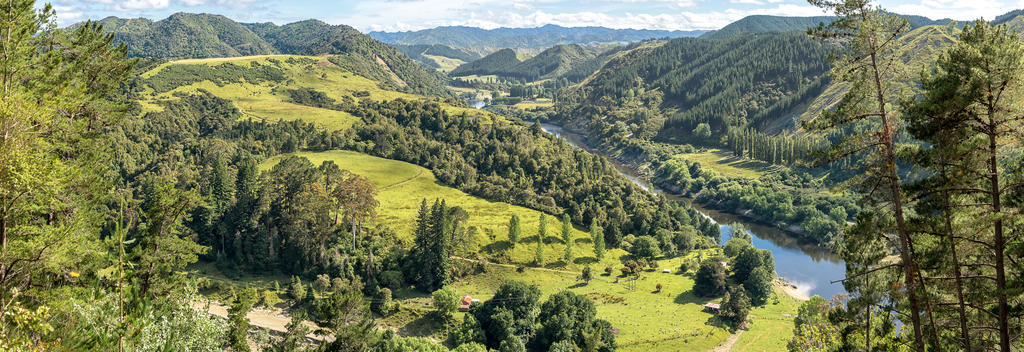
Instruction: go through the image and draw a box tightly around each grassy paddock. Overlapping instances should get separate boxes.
[672,149,774,179]
[136,55,492,131]
[260,150,621,270]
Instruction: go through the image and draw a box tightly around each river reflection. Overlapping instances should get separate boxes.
[540,123,847,299]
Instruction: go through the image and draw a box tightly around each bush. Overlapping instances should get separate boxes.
[314,274,331,293]
[694,259,727,297]
[372,288,397,316]
[432,287,459,321]
[631,235,662,260]
[379,270,404,290]
[259,290,283,308]
[289,276,306,301]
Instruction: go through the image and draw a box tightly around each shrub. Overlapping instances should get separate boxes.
[432,287,459,321]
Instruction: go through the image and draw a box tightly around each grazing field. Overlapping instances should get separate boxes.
[260,150,624,270]
[383,250,800,352]
[513,98,554,110]
[136,55,490,131]
[672,149,773,179]
[422,54,467,72]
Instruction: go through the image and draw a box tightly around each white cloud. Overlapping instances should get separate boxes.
[880,0,1021,21]
[113,0,171,11]
[52,5,84,22]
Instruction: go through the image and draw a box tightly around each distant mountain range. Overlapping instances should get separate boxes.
[369,24,705,50]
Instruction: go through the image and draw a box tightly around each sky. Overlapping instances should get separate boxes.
[49,0,1024,32]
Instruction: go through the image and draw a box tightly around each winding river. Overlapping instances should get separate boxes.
[540,123,847,299]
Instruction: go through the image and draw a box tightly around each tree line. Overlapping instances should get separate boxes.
[790,2,1024,352]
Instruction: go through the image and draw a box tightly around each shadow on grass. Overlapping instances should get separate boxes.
[575,238,592,244]
[482,240,513,253]
[675,290,714,305]
[397,311,448,337]
[574,257,598,265]
[544,260,567,268]
[569,282,588,289]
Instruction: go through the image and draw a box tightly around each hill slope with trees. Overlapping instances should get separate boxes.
[370,24,705,49]
[83,13,452,97]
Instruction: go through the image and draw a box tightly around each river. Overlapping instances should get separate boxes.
[540,123,847,299]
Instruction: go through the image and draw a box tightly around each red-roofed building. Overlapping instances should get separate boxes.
[458,296,473,311]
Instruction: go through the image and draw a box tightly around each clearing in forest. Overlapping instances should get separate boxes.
[672,149,773,179]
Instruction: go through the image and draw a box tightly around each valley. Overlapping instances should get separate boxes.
[7,2,1024,352]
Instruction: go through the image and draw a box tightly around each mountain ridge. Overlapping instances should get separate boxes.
[81,13,451,97]
[369,24,705,50]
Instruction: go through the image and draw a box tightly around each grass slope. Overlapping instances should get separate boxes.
[259,150,616,270]
[671,149,772,179]
[136,55,484,131]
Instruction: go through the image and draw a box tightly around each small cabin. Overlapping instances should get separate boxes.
[662,269,671,273]
[458,296,473,311]
[703,303,721,314]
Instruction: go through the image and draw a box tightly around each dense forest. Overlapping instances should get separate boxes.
[449,45,599,81]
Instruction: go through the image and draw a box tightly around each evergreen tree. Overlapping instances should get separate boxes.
[903,19,1024,352]
[228,289,256,352]
[720,285,751,328]
[591,222,604,260]
[806,1,926,350]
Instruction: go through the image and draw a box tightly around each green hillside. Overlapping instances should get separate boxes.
[92,13,277,58]
[450,44,599,81]
[394,44,480,68]
[369,24,705,50]
[561,31,830,140]
[702,15,835,39]
[448,48,521,77]
[87,13,451,97]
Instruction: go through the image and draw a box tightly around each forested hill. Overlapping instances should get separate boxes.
[559,31,831,141]
[701,13,952,39]
[701,15,836,39]
[394,44,481,69]
[449,44,599,81]
[90,13,277,57]
[84,13,452,97]
[369,24,704,49]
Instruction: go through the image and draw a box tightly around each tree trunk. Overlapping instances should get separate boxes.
[869,25,926,351]
[941,165,972,351]
[987,119,1010,352]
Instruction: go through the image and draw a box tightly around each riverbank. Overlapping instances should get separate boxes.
[539,122,847,299]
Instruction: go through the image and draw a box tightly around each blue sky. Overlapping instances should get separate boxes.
[49,0,1024,32]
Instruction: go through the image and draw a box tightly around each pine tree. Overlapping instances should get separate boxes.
[806,1,926,350]
[591,221,605,260]
[904,19,1024,352]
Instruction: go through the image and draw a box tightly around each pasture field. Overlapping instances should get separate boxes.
[260,150,625,271]
[671,149,773,179]
[160,56,803,351]
[513,98,554,110]
[136,55,494,131]
[382,249,800,352]
[422,54,467,72]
